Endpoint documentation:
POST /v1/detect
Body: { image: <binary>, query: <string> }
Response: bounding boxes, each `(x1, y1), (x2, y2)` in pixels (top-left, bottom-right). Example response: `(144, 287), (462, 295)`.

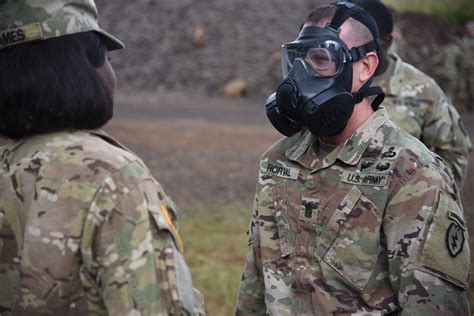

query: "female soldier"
(0, 1), (204, 314)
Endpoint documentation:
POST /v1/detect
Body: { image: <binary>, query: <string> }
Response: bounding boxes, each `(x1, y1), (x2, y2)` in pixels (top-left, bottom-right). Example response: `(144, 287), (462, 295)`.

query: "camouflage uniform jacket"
(236, 107), (470, 315)
(374, 53), (472, 188)
(0, 130), (205, 315)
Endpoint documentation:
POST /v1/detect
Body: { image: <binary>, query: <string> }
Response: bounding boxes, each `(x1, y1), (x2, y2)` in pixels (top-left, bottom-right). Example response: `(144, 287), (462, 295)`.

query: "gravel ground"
(96, 0), (332, 96)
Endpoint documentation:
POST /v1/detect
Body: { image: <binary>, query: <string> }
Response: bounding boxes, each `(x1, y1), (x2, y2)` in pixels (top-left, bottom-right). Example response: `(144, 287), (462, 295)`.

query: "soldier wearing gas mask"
(236, 2), (470, 315)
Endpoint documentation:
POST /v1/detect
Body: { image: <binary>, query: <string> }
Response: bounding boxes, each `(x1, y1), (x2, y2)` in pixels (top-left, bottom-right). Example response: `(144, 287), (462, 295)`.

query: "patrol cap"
(0, 0), (124, 51)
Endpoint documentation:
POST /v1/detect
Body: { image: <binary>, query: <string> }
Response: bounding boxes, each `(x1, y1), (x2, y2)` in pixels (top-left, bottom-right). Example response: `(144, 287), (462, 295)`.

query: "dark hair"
(304, 5), (336, 26)
(352, 0), (393, 37)
(0, 31), (113, 139)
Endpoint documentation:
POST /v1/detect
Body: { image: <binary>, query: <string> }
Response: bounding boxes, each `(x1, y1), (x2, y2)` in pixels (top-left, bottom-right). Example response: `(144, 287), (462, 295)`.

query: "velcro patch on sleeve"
(0, 23), (43, 49)
(418, 191), (470, 289)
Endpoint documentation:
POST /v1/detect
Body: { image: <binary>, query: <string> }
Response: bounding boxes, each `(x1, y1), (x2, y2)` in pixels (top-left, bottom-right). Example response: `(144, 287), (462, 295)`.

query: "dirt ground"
(106, 89), (474, 230)
(106, 90), (279, 208)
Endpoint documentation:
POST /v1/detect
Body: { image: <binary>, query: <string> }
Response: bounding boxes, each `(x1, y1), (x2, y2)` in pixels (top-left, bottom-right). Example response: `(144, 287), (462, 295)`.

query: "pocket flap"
(149, 202), (184, 253)
(315, 186), (362, 259)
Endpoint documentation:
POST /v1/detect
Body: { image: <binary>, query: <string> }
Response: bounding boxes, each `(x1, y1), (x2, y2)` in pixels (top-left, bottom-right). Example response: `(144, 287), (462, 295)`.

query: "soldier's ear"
(359, 51), (379, 83)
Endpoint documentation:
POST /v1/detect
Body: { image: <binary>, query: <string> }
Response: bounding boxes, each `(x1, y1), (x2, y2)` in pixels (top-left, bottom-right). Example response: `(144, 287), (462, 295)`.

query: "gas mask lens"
(281, 40), (344, 78)
(307, 48), (337, 76)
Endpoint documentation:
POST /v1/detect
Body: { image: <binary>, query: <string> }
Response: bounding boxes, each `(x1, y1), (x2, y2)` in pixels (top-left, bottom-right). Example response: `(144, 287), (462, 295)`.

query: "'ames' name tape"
(0, 23), (43, 49)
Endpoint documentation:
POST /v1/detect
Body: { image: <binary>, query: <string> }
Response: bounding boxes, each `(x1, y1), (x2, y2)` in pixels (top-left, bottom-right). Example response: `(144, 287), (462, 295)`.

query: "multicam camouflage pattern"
(0, 0), (123, 50)
(374, 52), (472, 188)
(0, 130), (205, 315)
(236, 107), (470, 315)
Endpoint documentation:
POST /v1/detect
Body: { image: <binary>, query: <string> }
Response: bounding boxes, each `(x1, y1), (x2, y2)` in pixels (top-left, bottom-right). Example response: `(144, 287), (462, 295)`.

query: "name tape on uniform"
(0, 23), (43, 49)
(261, 161), (300, 180)
(341, 170), (389, 187)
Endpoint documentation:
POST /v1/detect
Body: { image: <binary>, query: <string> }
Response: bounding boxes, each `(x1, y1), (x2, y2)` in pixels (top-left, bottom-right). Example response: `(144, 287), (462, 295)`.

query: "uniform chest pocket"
(316, 187), (382, 291)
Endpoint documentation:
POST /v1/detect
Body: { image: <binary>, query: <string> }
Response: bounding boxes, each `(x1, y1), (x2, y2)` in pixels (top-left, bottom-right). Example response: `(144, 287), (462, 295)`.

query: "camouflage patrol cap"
(0, 0), (124, 51)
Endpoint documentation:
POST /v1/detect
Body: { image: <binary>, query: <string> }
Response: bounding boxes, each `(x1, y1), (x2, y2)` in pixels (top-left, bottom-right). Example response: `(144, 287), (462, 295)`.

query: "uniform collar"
(285, 130), (318, 169)
(87, 129), (132, 153)
(285, 107), (390, 171)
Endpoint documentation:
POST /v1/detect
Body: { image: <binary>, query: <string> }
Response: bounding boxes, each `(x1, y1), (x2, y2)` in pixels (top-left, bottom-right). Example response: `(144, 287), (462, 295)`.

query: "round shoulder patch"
(446, 218), (466, 257)
(418, 193), (470, 289)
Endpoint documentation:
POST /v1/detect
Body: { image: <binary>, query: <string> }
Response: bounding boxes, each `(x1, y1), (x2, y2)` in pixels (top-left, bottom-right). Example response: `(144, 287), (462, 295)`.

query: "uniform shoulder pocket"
(418, 191), (470, 289)
(148, 180), (184, 253)
(147, 183), (195, 314)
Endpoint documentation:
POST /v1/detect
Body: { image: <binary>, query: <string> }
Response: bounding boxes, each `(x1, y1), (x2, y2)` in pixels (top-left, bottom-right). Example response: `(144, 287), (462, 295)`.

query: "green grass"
(180, 206), (250, 315)
(384, 0), (474, 25)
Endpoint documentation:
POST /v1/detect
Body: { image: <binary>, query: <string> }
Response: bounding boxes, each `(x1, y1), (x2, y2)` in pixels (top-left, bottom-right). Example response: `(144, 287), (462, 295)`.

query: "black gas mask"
(266, 1), (385, 137)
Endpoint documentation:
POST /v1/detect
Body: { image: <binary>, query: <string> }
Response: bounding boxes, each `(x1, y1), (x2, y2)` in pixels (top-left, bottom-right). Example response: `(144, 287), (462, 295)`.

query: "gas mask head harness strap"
(266, 0), (385, 138)
(327, 1), (380, 62)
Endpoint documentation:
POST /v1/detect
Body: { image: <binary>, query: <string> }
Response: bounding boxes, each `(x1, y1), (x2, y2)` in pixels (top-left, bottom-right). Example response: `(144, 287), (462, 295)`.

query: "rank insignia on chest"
(446, 212), (466, 257)
(299, 197), (320, 223)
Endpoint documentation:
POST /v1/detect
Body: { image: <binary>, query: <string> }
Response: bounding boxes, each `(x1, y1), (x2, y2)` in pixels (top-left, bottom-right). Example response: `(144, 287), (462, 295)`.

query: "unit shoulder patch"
(446, 212), (466, 257)
(418, 193), (470, 289)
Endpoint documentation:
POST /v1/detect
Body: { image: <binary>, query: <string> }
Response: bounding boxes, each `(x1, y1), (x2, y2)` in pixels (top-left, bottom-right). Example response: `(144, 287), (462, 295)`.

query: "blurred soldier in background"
(0, 1), (204, 314)
(353, 0), (471, 188)
(460, 20), (474, 112)
(236, 2), (470, 314)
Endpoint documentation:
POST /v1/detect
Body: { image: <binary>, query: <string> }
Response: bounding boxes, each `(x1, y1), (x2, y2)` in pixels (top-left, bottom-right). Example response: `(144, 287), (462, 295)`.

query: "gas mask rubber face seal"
(266, 1), (385, 138)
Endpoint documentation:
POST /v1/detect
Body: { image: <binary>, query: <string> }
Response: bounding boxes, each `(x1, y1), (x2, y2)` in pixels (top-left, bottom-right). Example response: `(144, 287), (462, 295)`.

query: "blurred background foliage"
(385, 0), (474, 26)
